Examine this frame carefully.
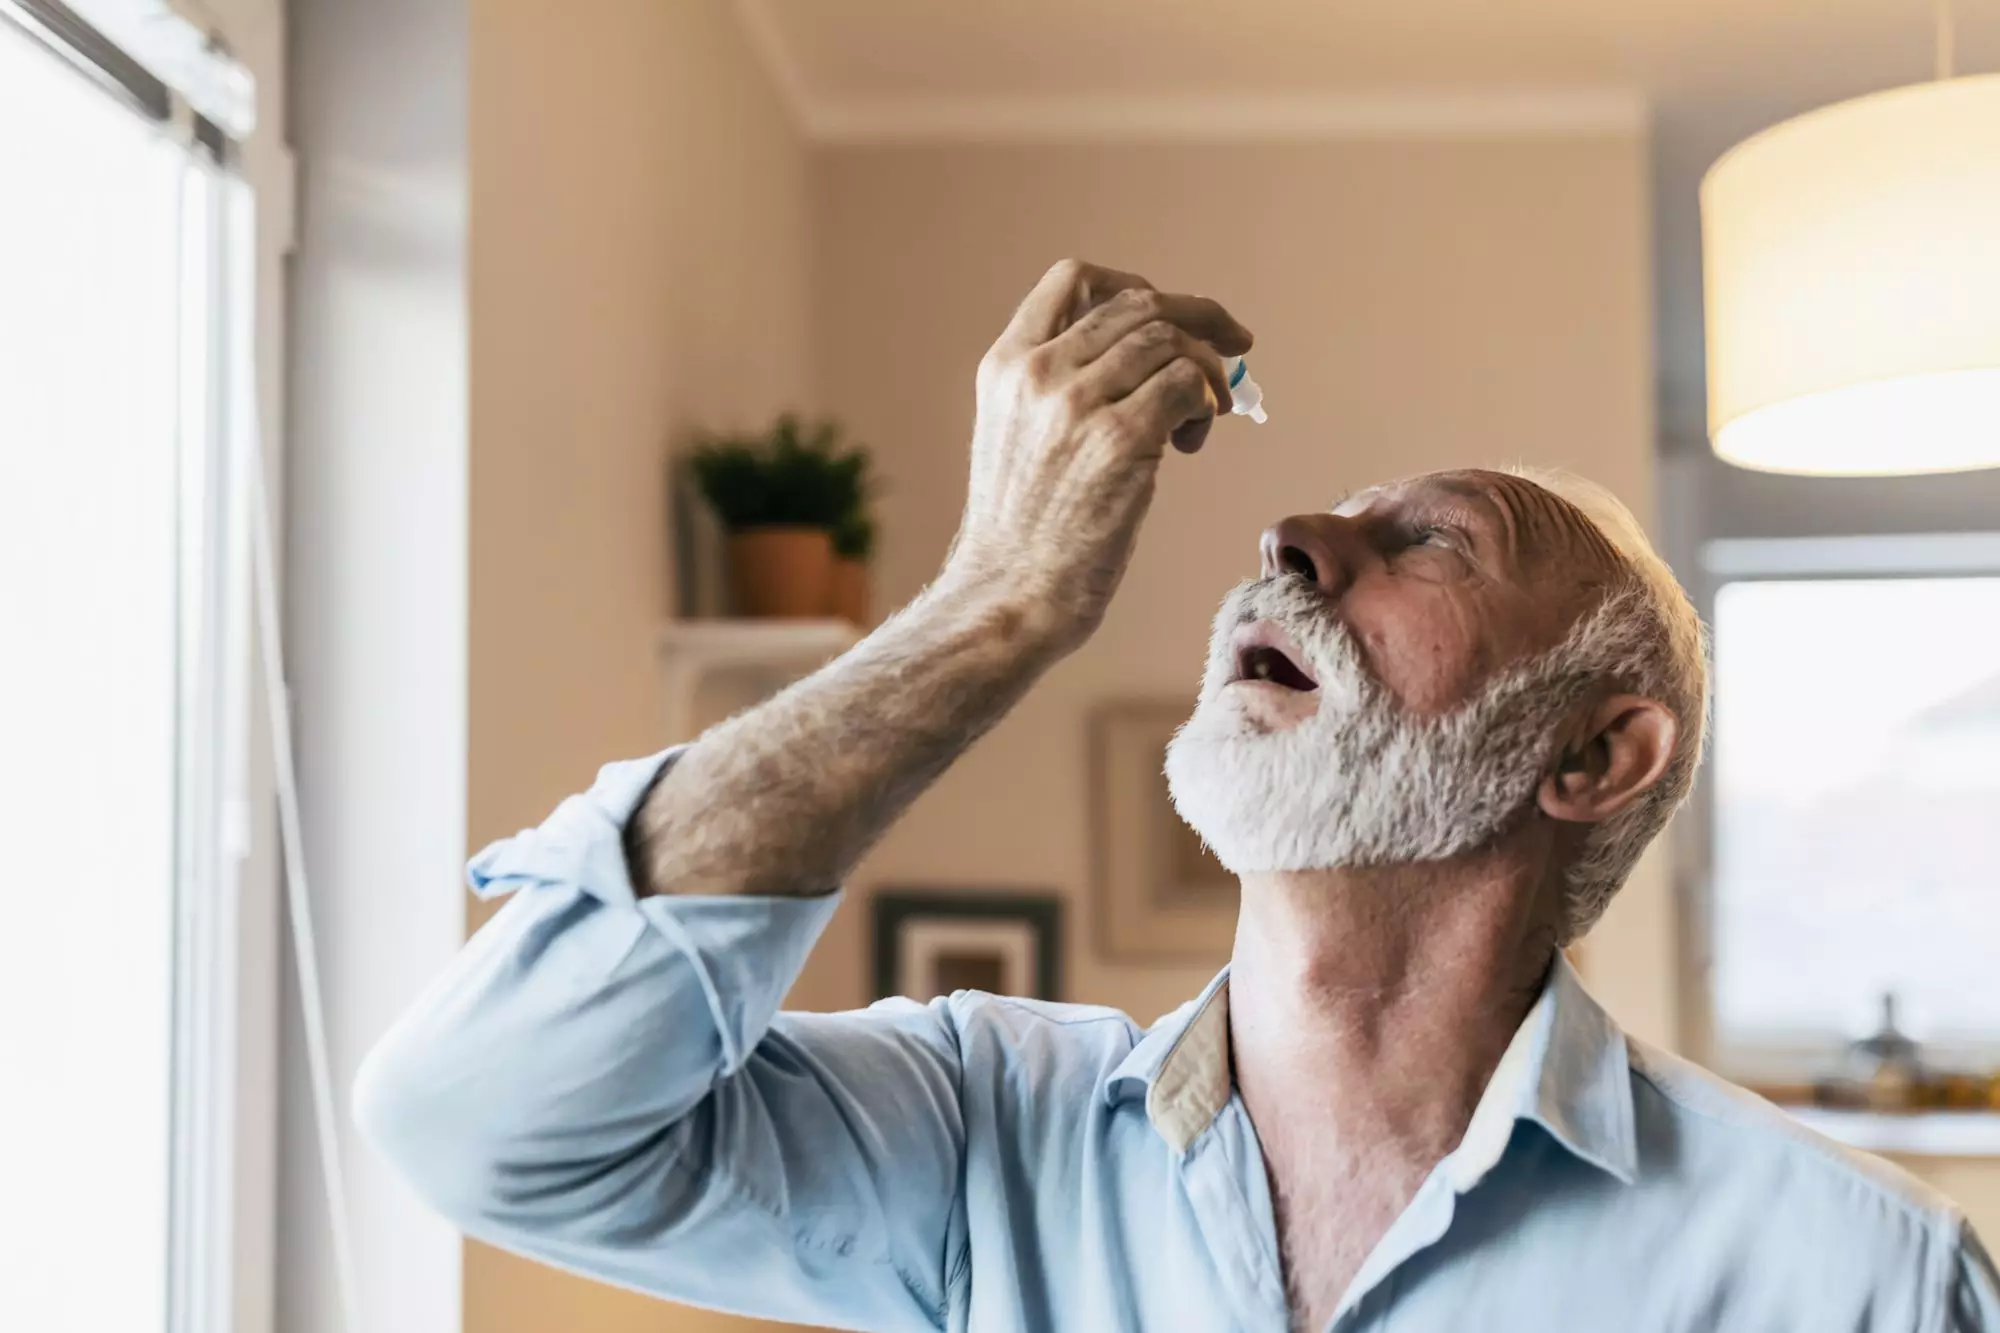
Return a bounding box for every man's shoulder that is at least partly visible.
[943,990,1177,1103]
[947,989,1144,1042]
[916,991,1154,1137]
[1624,1036,1963,1233]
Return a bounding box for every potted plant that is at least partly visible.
[830,511,875,627]
[689,415,871,619]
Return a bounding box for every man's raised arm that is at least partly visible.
[628,258,1253,901]
[352,259,1251,1328]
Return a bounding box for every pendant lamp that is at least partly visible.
[1700,2,2000,475]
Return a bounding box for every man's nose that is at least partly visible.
[1259,514,1363,595]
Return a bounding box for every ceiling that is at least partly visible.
[740,0,2000,447]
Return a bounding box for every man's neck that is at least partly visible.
[1228,848,1561,1329]
[1228,847,1558,1163]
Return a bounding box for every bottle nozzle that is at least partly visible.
[1224,356,1267,424]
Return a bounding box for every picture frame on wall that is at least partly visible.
[1091,701,1238,963]
[872,891,1063,1003]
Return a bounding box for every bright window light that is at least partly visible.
[1712,576,2000,1047]
[0,22,189,1333]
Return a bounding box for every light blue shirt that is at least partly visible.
[356,751,2000,1331]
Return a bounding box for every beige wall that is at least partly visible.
[465,2,810,1330]
[804,137,1659,1029]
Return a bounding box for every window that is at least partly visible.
[0,6,256,1331]
[1703,535,2000,1073]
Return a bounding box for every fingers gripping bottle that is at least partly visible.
[1224,356,1268,424]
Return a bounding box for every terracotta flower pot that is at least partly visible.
[728,526,834,618]
[829,556,870,627]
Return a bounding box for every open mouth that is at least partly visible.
[1230,621,1318,692]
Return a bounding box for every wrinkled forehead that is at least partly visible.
[1337,468,1623,591]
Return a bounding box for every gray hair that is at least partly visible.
[1507,466,1710,944]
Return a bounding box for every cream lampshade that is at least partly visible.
[1700,74,2000,475]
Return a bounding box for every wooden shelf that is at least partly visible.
[659,618,859,666]
[657,618,862,742]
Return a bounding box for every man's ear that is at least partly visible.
[1538,694,1679,825]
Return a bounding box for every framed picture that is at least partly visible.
[872,891,1063,1002]
[1091,701,1238,962]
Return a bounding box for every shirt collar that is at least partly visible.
[1104,968,1234,1153]
[1102,952,1637,1185]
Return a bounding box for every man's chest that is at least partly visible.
[1264,1152,1429,1331]
[958,1119,1924,1333]
[959,1100,1440,1333]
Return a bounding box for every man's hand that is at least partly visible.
[943,259,1254,651]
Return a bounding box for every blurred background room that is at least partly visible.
[6,2,2000,1331]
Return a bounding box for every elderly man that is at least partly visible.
[358,261,1998,1332]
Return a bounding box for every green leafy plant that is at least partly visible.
[832,512,875,561]
[689,414,873,534]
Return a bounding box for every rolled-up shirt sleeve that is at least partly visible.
[353,750,967,1331]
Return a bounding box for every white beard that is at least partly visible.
[1164,578,1581,874]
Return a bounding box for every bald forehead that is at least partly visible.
[1344,468,1625,593]
[1444,470,1620,572]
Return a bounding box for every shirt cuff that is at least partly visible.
[466,749,683,906]
[464,747,842,1072]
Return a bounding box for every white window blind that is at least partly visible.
[0,7,255,1331]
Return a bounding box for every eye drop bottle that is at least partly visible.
[1225,356,1268,423]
